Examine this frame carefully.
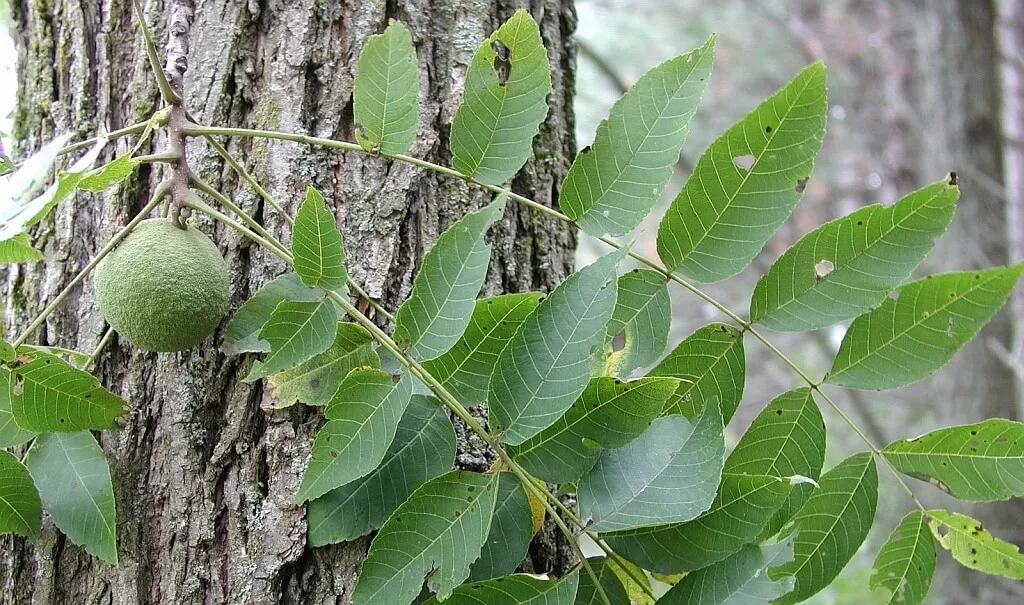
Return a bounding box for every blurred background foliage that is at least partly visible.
[1,0,1021,603]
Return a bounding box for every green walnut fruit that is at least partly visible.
[95,218,229,352]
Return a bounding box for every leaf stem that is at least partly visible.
[183,197,290,264]
[12,181,171,348]
[59,121,153,156]
[189,176,291,259]
[134,151,180,165]
[131,0,182,105]
[86,326,116,371]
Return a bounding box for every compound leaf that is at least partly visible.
[450,9,550,185]
[394,194,506,361]
[308,395,456,546]
[560,36,715,236]
[489,248,626,445]
[750,179,958,332]
[578,399,725,532]
[508,376,678,484]
[295,371,412,503]
[826,264,1024,390]
[770,452,878,604]
[883,418,1024,502]
[293,186,347,291]
[26,431,117,563]
[350,470,499,605]
[870,511,936,605]
[927,509,1024,580]
[657,62,827,283]
[354,20,420,155]
[649,323,745,423]
[0,450,41,540]
[9,350,126,433]
[422,293,542,405]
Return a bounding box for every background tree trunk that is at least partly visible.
[0,1,578,603]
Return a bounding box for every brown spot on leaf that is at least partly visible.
[796,177,809,193]
[491,40,512,86]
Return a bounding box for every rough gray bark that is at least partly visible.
[912,1,1024,603]
[0,0,578,603]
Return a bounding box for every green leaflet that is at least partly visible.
[659,536,797,605]
[927,509,1024,580]
[222,272,327,355]
[0,368,36,448]
[27,432,117,563]
[295,371,412,503]
[770,452,878,604]
[267,322,379,408]
[423,572,579,605]
[350,470,499,605]
[883,418,1024,502]
[605,474,790,574]
[470,472,533,581]
[508,376,678,484]
[750,179,959,332]
[292,186,347,291]
[244,299,338,381]
[394,194,506,361]
[422,293,542,405]
[450,9,551,185]
[870,512,936,605]
[605,557,654,605]
[0,233,43,265]
[9,350,126,433]
[575,558,630,605]
[488,247,627,445]
[724,388,826,542]
[0,450,41,540]
[560,36,715,237]
[649,323,745,423]
[598,269,672,378]
[826,264,1024,390]
[308,395,456,546]
[657,62,828,283]
[78,152,138,192]
[578,399,725,533]
[354,20,420,155]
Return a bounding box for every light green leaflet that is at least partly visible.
[605,474,790,574]
[244,299,337,381]
[870,512,935,605]
[724,388,826,542]
[0,450,41,540]
[9,350,126,432]
[606,557,655,605]
[750,179,959,332]
[394,194,506,360]
[27,432,117,563]
[599,269,672,377]
[657,62,828,283]
[0,368,36,448]
[659,536,796,605]
[826,264,1024,390]
[469,472,532,581]
[307,395,456,546]
[450,9,551,185]
[295,371,412,503]
[350,471,499,605]
[222,272,326,354]
[422,293,542,404]
[422,572,579,605]
[268,322,379,408]
[578,400,725,533]
[292,186,347,290]
[354,20,419,155]
[489,247,627,445]
[575,558,630,605]
[559,36,715,237]
[0,233,43,265]
[770,452,878,604]
[77,152,139,192]
[0,338,14,362]
[927,509,1024,580]
[649,323,745,422]
[508,376,678,484]
[882,418,1024,502]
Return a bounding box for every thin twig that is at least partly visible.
[85,326,116,371]
[131,0,181,105]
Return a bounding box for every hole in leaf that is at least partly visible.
[814,259,834,281]
[732,155,756,171]
[796,177,809,193]
[611,330,627,352]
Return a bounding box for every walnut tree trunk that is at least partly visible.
[0,0,578,603]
